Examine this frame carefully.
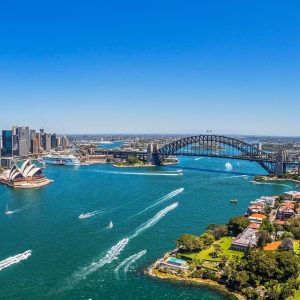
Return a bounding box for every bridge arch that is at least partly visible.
[153,135,275,173]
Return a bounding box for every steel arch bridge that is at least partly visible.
[153,135,277,173]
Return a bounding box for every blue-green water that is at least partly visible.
[0,157,298,299]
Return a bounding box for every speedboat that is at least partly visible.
[229,199,238,204]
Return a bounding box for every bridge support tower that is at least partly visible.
[274,150,286,176]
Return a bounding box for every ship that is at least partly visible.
[41,154,81,166]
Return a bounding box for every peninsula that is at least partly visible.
[148,191,300,299]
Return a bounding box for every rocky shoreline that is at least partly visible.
[146,262,245,300]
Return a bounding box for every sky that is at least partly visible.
[0,1,300,135]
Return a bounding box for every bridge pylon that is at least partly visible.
[274,150,286,176]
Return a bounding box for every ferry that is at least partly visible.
[41,154,81,166]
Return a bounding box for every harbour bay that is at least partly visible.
[0,157,298,299]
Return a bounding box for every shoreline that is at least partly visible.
[146,265,245,300]
[255,177,300,184]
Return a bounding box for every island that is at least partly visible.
[147,191,300,299]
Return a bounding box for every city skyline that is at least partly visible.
[1,1,300,135]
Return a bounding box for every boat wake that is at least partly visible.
[133,188,184,218]
[71,238,129,286]
[79,210,103,219]
[109,171,180,176]
[129,202,178,239]
[114,250,146,279]
[194,157,203,161]
[61,203,178,290]
[0,250,32,271]
[250,181,292,188]
[227,175,249,179]
[5,204,27,215]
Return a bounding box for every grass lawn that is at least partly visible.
[294,290,300,300]
[180,237,244,262]
[293,241,300,254]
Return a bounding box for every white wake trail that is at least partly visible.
[72,238,128,283]
[0,250,32,271]
[227,175,249,179]
[109,171,180,176]
[79,210,103,219]
[5,204,28,215]
[129,202,178,240]
[133,188,184,218]
[114,250,146,279]
[195,157,203,161]
[251,181,291,188]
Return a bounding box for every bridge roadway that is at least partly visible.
[92,134,300,175]
[93,149,300,173]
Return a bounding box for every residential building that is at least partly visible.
[248,213,267,224]
[230,228,259,252]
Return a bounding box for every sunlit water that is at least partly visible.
[0,157,298,299]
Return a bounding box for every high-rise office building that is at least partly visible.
[31,138,39,155]
[17,126,30,155]
[43,133,51,151]
[1,130,13,157]
[51,133,57,148]
[18,139,28,157]
[61,136,70,149]
[12,126,19,156]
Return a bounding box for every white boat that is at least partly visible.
[0,250,32,271]
[5,204,13,215]
[41,154,81,166]
[107,221,113,229]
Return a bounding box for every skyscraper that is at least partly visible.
[18,139,28,157]
[1,130,13,157]
[51,133,57,149]
[17,126,30,155]
[43,133,51,151]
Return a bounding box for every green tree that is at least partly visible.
[257,230,272,249]
[275,252,300,281]
[207,224,228,240]
[245,251,278,280]
[126,155,143,165]
[290,227,300,239]
[282,231,294,239]
[260,219,274,234]
[228,216,250,234]
[233,270,249,287]
[199,231,215,247]
[176,234,204,253]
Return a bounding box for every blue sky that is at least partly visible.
[0,1,300,135]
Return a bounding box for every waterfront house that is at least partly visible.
[284,191,300,199]
[277,206,295,220]
[247,204,265,216]
[260,196,277,208]
[248,223,261,230]
[295,207,300,218]
[230,228,259,252]
[294,195,300,203]
[248,213,267,224]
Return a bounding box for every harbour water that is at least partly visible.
[0,157,298,299]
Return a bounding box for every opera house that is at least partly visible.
[0,160,53,189]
